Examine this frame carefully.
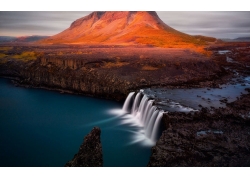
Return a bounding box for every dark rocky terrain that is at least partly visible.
[148,91,250,167]
[65,127,103,167]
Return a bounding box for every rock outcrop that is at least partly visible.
[65,127,103,167]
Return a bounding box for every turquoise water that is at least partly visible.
[0,78,151,167]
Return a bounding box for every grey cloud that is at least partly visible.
[0,11,90,36]
[157,11,250,38]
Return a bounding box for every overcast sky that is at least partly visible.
[0,11,249,39]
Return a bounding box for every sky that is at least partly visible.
[0,11,249,39]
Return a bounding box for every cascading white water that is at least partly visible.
[122,92,135,112]
[145,110,159,138]
[122,91,164,142]
[132,92,142,115]
[151,111,164,142]
[141,100,153,124]
[145,105,157,128]
[137,95,149,125]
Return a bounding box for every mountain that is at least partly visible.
[14,35,50,42]
[0,36,17,42]
[235,37,250,41]
[0,35,49,43]
[40,11,211,52]
[221,37,250,42]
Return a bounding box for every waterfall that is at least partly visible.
[145,105,157,128]
[132,92,142,115]
[122,92,135,112]
[137,95,149,125]
[145,110,159,138]
[141,100,153,124]
[151,111,164,142]
[122,91,165,142]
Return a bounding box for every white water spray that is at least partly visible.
[151,111,164,142]
[122,92,135,112]
[132,92,142,115]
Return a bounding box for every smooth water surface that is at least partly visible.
[0,78,151,167]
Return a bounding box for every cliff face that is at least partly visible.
[65,127,103,167]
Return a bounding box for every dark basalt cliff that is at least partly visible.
[0,46,225,102]
[65,127,103,167]
[0,55,131,101]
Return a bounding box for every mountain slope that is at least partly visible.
[40,11,210,52]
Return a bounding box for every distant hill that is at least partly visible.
[193,35,217,42]
[221,37,250,42]
[14,35,50,42]
[40,11,215,53]
[0,36,17,42]
[234,37,250,41]
[0,35,50,43]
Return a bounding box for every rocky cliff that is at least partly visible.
[65,127,103,167]
[0,45,225,102]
